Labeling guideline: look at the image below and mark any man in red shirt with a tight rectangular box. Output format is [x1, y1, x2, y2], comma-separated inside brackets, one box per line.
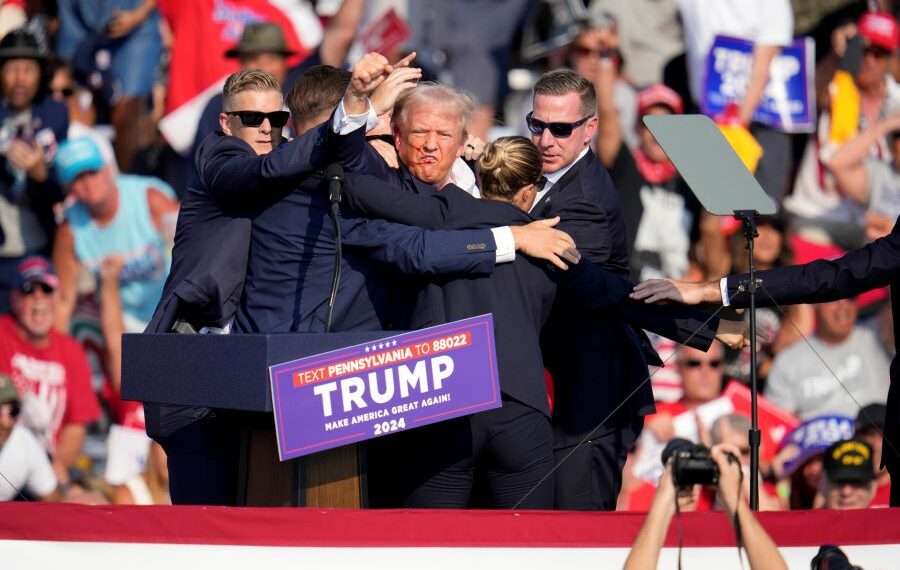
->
[0, 256, 100, 482]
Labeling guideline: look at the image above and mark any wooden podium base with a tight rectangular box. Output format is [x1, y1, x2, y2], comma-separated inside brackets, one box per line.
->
[240, 429, 365, 508]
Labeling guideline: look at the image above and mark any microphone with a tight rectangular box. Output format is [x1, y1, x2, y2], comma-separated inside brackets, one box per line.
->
[325, 163, 344, 333]
[326, 163, 343, 204]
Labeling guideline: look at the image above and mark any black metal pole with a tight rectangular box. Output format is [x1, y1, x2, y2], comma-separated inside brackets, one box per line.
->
[735, 210, 761, 510]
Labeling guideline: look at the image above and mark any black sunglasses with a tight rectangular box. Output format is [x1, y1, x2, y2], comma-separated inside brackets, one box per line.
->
[683, 358, 722, 369]
[1, 401, 20, 419]
[52, 87, 74, 99]
[526, 111, 593, 138]
[865, 46, 891, 59]
[20, 281, 54, 295]
[225, 110, 290, 128]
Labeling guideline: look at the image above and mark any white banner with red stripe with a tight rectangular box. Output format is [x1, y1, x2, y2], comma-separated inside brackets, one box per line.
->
[2, 503, 898, 568]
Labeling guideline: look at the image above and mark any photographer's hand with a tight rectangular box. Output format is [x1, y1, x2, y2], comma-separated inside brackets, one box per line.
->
[711, 443, 743, 517]
[711, 444, 788, 570]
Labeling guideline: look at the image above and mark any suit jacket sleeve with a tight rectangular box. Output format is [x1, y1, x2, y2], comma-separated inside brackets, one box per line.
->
[553, 196, 620, 268]
[342, 174, 529, 230]
[197, 121, 332, 203]
[727, 230, 900, 309]
[342, 172, 455, 228]
[341, 213, 497, 275]
[331, 120, 396, 180]
[620, 301, 717, 350]
[555, 260, 634, 311]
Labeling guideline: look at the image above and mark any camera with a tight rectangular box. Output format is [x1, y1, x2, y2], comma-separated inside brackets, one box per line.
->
[811, 544, 864, 570]
[661, 438, 738, 488]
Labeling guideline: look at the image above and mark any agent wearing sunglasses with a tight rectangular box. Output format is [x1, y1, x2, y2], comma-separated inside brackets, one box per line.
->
[220, 91, 288, 156]
[525, 70, 705, 512]
[144, 68, 338, 506]
[0, 256, 100, 490]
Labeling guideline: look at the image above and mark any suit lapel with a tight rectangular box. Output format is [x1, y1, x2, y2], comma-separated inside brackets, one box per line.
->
[532, 151, 594, 216]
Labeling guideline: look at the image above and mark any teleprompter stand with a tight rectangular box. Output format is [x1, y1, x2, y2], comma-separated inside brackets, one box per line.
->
[643, 115, 777, 509]
[122, 331, 394, 507]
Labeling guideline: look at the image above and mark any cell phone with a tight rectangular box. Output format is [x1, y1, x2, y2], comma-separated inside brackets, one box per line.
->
[841, 34, 864, 75]
[14, 122, 33, 144]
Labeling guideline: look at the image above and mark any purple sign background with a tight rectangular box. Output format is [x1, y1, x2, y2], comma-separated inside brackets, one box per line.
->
[703, 35, 815, 133]
[269, 314, 501, 460]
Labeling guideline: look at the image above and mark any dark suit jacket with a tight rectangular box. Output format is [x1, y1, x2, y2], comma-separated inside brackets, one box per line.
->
[726, 219, 900, 468]
[143, 124, 336, 439]
[341, 173, 717, 417]
[234, 171, 498, 335]
[530, 151, 714, 447]
[146, 124, 338, 334]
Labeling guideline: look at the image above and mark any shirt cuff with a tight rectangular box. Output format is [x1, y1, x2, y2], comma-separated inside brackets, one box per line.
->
[491, 226, 516, 264]
[332, 99, 379, 134]
[720, 277, 731, 307]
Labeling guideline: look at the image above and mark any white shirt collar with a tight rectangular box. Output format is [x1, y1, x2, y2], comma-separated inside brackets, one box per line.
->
[447, 158, 481, 198]
[530, 146, 590, 212]
[545, 146, 591, 185]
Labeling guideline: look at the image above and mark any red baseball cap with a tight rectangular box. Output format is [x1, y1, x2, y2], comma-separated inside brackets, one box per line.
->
[637, 84, 683, 116]
[858, 11, 900, 52]
[16, 255, 59, 290]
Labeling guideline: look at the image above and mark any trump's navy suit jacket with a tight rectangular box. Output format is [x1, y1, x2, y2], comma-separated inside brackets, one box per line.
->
[726, 219, 900, 469]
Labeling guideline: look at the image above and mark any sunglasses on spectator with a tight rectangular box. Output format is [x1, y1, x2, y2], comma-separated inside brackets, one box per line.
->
[682, 358, 722, 369]
[570, 45, 617, 59]
[20, 281, 54, 295]
[51, 86, 74, 99]
[526, 111, 593, 138]
[865, 46, 891, 60]
[225, 110, 290, 128]
[0, 402, 20, 419]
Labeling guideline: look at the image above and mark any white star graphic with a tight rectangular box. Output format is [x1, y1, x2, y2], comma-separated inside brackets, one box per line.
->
[378, 342, 385, 349]
[392, 340, 398, 346]
[364, 346, 370, 353]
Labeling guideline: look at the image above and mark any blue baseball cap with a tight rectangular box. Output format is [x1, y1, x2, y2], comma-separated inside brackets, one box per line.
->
[55, 137, 105, 187]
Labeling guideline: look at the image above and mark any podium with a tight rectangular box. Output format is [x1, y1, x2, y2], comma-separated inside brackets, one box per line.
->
[121, 331, 395, 507]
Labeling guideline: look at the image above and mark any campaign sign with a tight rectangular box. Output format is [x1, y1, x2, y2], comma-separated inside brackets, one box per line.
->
[703, 35, 816, 133]
[358, 8, 411, 56]
[269, 314, 501, 461]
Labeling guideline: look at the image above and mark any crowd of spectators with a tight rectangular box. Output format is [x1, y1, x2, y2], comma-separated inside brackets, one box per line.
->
[0, 0, 894, 516]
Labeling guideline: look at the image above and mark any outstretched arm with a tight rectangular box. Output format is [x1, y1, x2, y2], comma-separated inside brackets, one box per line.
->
[828, 114, 900, 205]
[711, 444, 788, 570]
[200, 120, 334, 204]
[636, 227, 900, 309]
[622, 463, 683, 570]
[631, 278, 723, 305]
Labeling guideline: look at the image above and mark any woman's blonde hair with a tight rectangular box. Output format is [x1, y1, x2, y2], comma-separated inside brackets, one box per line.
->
[477, 136, 543, 201]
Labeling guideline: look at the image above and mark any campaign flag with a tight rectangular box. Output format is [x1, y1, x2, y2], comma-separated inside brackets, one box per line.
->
[157, 0, 322, 155]
[269, 314, 502, 460]
[358, 7, 410, 55]
[721, 381, 800, 462]
[703, 35, 816, 133]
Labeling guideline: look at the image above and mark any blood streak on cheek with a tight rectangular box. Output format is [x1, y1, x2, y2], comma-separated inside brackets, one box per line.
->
[409, 143, 435, 165]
